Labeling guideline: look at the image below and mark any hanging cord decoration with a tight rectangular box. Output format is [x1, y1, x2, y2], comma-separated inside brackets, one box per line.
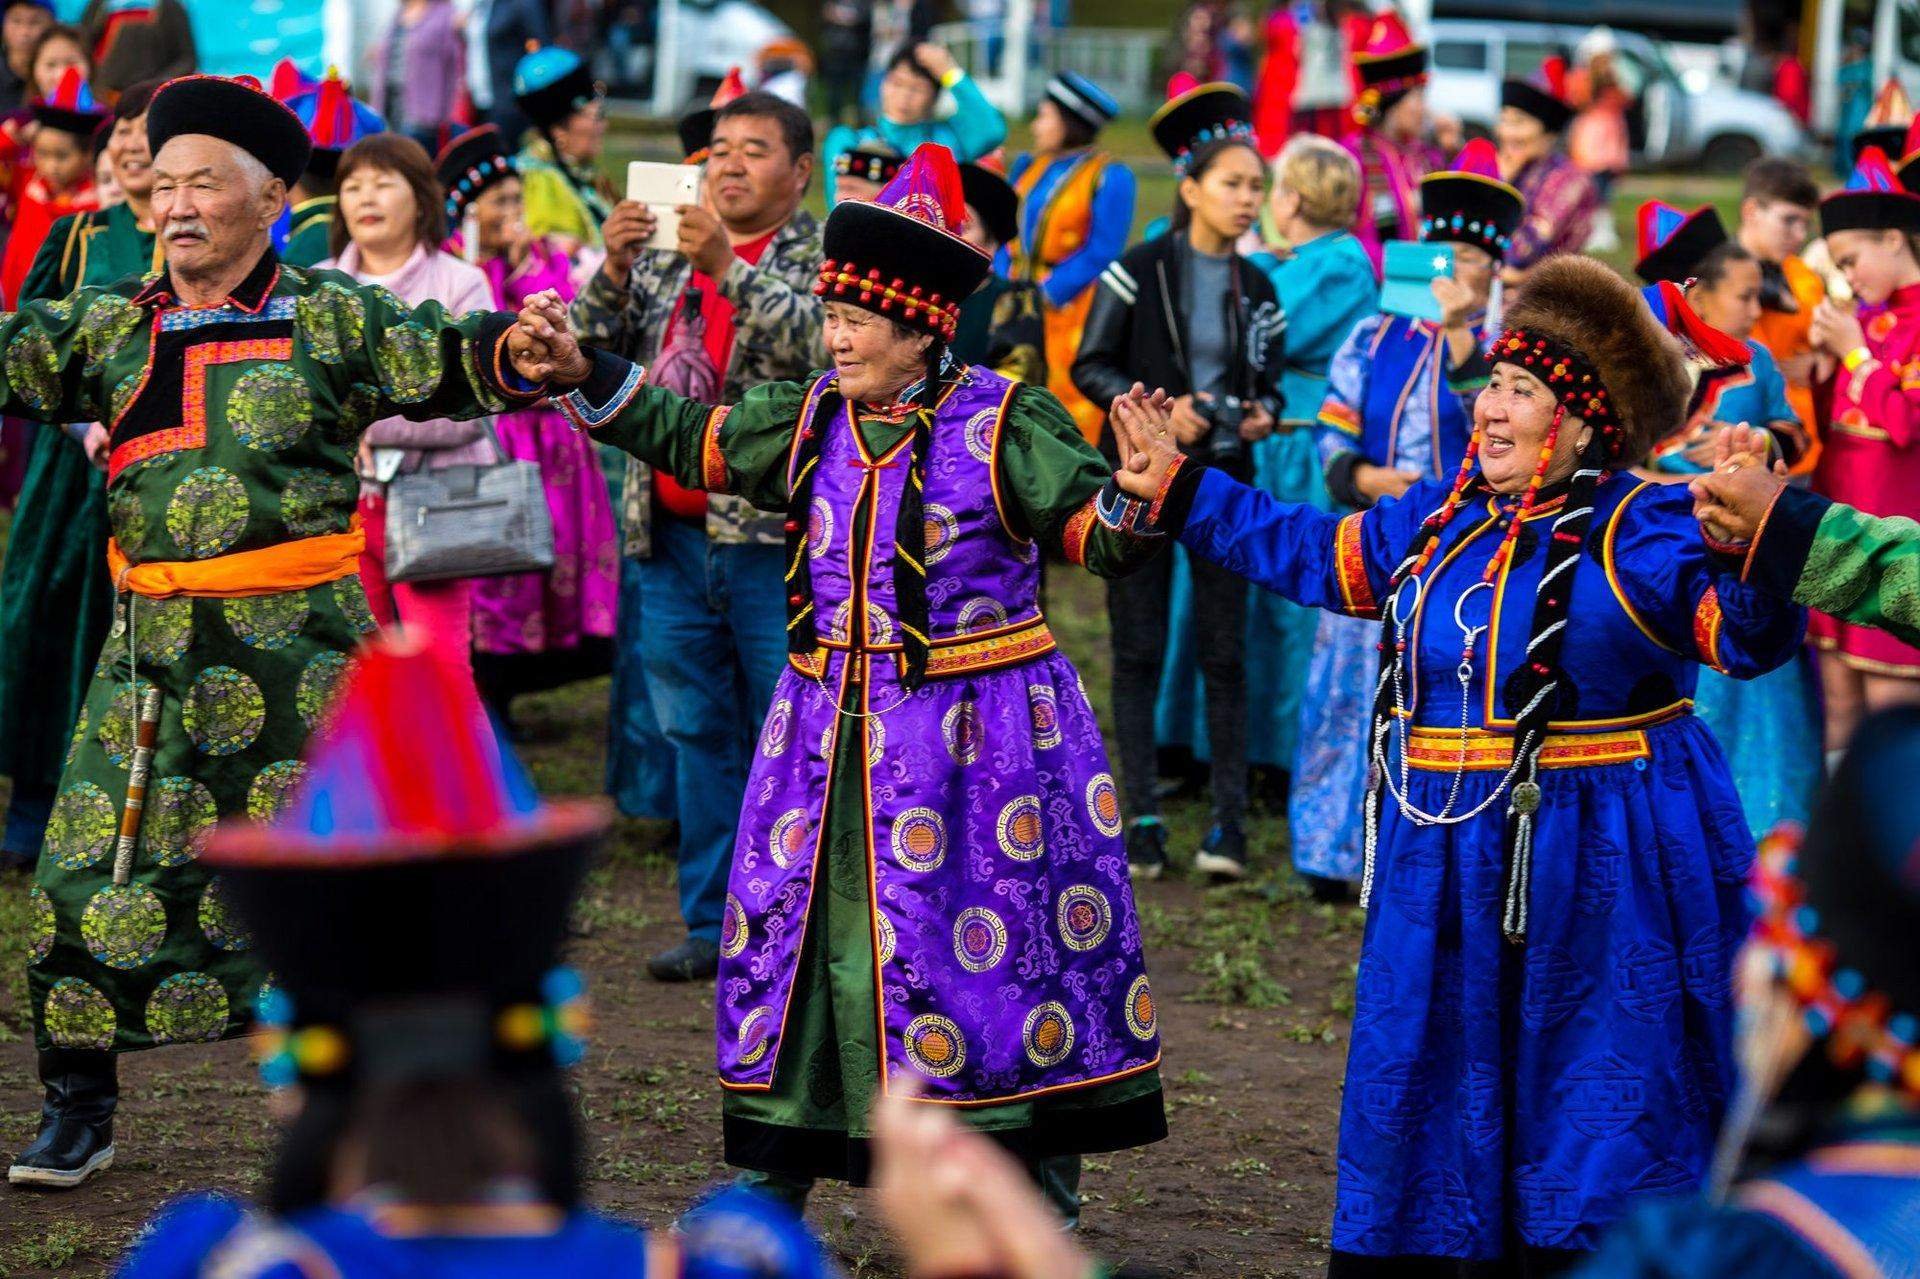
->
[890, 343, 948, 694]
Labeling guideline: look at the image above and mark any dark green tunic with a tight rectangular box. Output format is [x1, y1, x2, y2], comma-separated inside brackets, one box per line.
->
[4, 249, 533, 1053]
[0, 205, 158, 795]
[282, 196, 337, 271]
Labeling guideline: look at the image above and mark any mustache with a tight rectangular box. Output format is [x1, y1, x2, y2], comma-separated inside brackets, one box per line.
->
[163, 219, 209, 240]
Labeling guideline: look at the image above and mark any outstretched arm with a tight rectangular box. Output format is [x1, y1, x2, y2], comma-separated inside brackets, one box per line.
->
[1115, 386, 1416, 615]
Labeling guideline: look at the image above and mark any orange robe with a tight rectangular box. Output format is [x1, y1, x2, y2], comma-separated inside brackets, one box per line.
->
[1750, 254, 1827, 475]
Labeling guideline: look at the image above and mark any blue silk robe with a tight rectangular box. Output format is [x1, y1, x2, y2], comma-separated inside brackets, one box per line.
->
[1177, 466, 1807, 1258]
[1288, 311, 1479, 881]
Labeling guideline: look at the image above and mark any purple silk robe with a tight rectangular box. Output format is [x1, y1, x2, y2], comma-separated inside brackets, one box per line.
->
[716, 369, 1162, 1103]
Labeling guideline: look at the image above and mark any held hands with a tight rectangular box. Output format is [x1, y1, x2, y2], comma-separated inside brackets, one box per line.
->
[1687, 423, 1789, 543]
[1106, 383, 1181, 500]
[507, 290, 592, 388]
[872, 1082, 1096, 1279]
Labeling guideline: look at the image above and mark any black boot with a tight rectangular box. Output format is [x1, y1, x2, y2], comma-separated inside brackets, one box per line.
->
[8, 1048, 117, 1188]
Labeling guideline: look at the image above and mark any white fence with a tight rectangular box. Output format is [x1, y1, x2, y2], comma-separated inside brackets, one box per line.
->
[929, 21, 1163, 117]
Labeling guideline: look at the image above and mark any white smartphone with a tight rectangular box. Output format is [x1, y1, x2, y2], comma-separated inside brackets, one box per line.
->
[626, 161, 704, 251]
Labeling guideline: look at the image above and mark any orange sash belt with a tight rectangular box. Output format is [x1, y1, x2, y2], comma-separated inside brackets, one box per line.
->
[108, 519, 365, 600]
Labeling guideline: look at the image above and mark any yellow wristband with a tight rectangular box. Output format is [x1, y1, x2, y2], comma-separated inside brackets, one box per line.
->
[1844, 346, 1874, 372]
[940, 66, 964, 89]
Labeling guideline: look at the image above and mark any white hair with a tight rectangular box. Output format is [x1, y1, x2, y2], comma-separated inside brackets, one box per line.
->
[227, 145, 275, 192]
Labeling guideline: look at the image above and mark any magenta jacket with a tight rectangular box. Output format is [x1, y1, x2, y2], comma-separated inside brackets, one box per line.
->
[365, 0, 464, 134]
[320, 241, 500, 473]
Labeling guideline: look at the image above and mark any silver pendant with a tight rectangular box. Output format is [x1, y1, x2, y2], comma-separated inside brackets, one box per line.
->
[1509, 780, 1542, 815]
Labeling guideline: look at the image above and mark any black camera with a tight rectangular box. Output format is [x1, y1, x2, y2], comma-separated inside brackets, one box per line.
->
[1196, 394, 1248, 463]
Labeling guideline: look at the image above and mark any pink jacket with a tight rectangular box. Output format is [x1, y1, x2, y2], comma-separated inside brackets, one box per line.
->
[321, 241, 500, 474]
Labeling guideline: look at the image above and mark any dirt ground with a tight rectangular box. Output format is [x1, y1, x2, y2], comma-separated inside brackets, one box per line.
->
[0, 573, 1362, 1278]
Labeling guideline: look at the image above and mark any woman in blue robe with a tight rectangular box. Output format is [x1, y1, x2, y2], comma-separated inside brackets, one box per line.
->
[1104, 256, 1808, 1271]
[1155, 134, 1379, 805]
[1285, 141, 1509, 895]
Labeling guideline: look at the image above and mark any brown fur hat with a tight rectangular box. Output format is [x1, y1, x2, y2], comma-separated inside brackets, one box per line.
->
[1494, 256, 1689, 466]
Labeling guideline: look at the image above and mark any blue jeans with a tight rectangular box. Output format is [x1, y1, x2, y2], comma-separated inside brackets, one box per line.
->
[606, 556, 678, 822]
[635, 517, 787, 941]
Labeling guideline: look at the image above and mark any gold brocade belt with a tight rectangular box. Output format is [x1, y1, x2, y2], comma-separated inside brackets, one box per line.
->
[1399, 703, 1690, 772]
[790, 616, 1056, 681]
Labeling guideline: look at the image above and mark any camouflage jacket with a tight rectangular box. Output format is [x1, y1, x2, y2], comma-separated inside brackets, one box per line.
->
[571, 209, 827, 552]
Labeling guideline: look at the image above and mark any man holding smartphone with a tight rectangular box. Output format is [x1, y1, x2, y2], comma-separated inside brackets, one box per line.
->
[571, 91, 827, 983]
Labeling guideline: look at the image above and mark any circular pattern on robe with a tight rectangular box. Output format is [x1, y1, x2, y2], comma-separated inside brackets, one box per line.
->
[996, 795, 1046, 861]
[720, 894, 749, 959]
[146, 776, 219, 867]
[922, 504, 959, 566]
[247, 761, 308, 822]
[1057, 885, 1113, 951]
[107, 371, 144, 426]
[1029, 685, 1062, 749]
[97, 677, 158, 767]
[133, 596, 194, 666]
[7, 326, 60, 412]
[228, 364, 312, 451]
[184, 666, 266, 756]
[166, 467, 250, 558]
[45, 781, 115, 870]
[956, 596, 1008, 633]
[737, 1006, 774, 1067]
[375, 320, 446, 404]
[904, 1013, 967, 1078]
[295, 284, 367, 366]
[78, 294, 144, 374]
[806, 495, 834, 560]
[146, 972, 230, 1045]
[81, 883, 167, 970]
[1086, 774, 1123, 837]
[760, 699, 794, 757]
[107, 482, 148, 547]
[942, 700, 983, 765]
[280, 468, 356, 538]
[864, 716, 887, 766]
[296, 651, 351, 729]
[829, 600, 895, 645]
[953, 907, 1008, 973]
[27, 885, 55, 964]
[1125, 974, 1156, 1039]
[877, 912, 896, 966]
[198, 875, 252, 952]
[224, 592, 309, 650]
[334, 578, 379, 635]
[767, 808, 810, 870]
[964, 407, 998, 462]
[43, 977, 116, 1050]
[1023, 1002, 1076, 1068]
[890, 807, 946, 872]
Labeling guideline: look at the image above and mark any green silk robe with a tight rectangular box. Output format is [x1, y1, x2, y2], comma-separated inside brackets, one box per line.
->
[0, 204, 158, 797]
[281, 196, 338, 271]
[4, 248, 534, 1053]
[1734, 484, 1920, 651]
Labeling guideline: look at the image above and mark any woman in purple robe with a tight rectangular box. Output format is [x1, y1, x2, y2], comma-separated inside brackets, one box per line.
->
[435, 126, 621, 725]
[516, 142, 1169, 1219]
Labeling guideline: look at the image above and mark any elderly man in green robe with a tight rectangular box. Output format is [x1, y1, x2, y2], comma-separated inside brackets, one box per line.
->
[3, 73, 559, 1189]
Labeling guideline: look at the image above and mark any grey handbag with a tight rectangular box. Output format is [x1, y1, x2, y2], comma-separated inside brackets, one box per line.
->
[382, 421, 555, 583]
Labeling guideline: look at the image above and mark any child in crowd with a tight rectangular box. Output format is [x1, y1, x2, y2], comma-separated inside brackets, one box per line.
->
[0, 64, 100, 306]
[1738, 156, 1827, 473]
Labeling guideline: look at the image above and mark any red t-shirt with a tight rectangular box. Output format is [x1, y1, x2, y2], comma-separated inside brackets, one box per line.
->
[653, 229, 778, 520]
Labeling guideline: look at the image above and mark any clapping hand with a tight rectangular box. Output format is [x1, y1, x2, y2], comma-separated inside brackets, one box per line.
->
[1106, 382, 1181, 500]
[1687, 423, 1789, 543]
[508, 290, 592, 387]
[1810, 297, 1866, 359]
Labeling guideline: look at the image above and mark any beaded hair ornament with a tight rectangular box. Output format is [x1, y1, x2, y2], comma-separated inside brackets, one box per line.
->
[1172, 120, 1258, 178]
[1752, 826, 1920, 1100]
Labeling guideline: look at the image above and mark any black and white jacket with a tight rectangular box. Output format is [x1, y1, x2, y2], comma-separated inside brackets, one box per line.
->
[1070, 232, 1286, 472]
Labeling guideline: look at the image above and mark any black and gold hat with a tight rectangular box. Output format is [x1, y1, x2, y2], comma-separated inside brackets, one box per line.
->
[1418, 139, 1524, 262]
[834, 146, 903, 187]
[1148, 82, 1256, 176]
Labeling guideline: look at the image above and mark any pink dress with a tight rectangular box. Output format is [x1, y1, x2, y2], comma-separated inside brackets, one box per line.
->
[469, 238, 621, 693]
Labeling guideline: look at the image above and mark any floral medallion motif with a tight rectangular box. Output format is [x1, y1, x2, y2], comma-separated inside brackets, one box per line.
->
[166, 467, 250, 558]
[953, 907, 1008, 974]
[228, 364, 312, 451]
[45, 781, 115, 870]
[43, 977, 116, 1050]
[224, 592, 308, 650]
[198, 875, 252, 952]
[296, 650, 351, 726]
[183, 666, 266, 756]
[146, 972, 231, 1044]
[375, 320, 445, 403]
[7, 326, 60, 412]
[247, 760, 308, 822]
[98, 677, 159, 767]
[146, 776, 219, 867]
[81, 883, 167, 970]
[904, 1013, 967, 1079]
[1023, 1001, 1076, 1068]
[279, 468, 355, 537]
[891, 808, 947, 872]
[27, 885, 55, 964]
[996, 796, 1046, 862]
[1057, 885, 1113, 952]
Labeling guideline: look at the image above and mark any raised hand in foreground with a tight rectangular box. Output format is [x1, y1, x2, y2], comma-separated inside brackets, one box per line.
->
[1688, 423, 1790, 544]
[1104, 382, 1180, 502]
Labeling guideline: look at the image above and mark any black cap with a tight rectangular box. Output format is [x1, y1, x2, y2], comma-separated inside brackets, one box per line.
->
[1501, 76, 1575, 134]
[1148, 82, 1256, 173]
[146, 74, 313, 187]
[436, 124, 518, 224]
[959, 162, 1019, 247]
